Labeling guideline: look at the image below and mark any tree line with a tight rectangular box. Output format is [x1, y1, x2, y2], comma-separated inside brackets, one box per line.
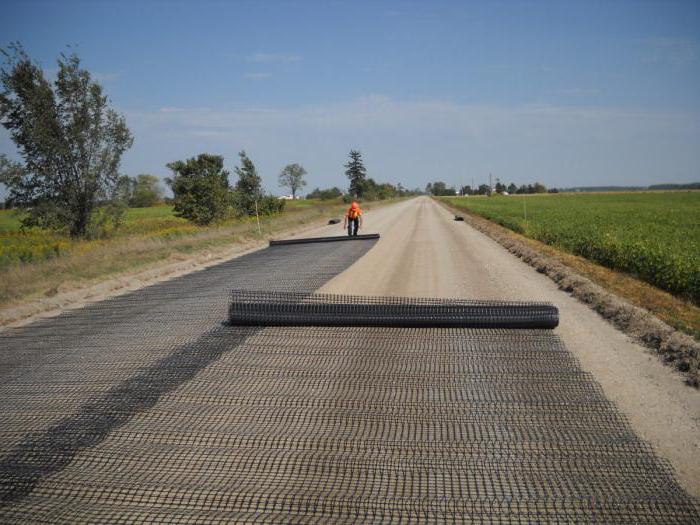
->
[307, 150, 421, 202]
[0, 46, 320, 237]
[0, 46, 422, 238]
[426, 179, 552, 196]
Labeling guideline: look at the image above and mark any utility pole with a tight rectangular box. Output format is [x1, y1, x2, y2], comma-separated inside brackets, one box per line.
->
[489, 173, 493, 196]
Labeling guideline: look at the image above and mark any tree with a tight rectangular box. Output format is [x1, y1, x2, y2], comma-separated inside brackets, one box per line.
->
[533, 182, 547, 193]
[114, 175, 135, 205]
[166, 154, 230, 225]
[477, 184, 491, 195]
[278, 163, 307, 199]
[426, 181, 455, 196]
[345, 150, 367, 198]
[307, 186, 343, 200]
[232, 150, 263, 215]
[495, 178, 506, 194]
[130, 174, 164, 207]
[459, 185, 473, 196]
[0, 44, 133, 237]
[507, 183, 517, 194]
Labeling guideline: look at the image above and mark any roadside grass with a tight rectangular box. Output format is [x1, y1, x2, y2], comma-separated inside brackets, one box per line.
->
[438, 193, 700, 340]
[0, 198, 358, 308]
[439, 192, 700, 305]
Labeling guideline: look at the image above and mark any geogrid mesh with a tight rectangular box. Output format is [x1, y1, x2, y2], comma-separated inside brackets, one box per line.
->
[1, 236, 698, 523]
[269, 234, 380, 246]
[228, 290, 559, 328]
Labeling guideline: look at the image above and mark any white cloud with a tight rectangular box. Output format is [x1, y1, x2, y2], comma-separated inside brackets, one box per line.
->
[556, 88, 601, 97]
[159, 106, 187, 113]
[243, 72, 272, 80]
[245, 52, 301, 63]
[110, 96, 700, 192]
[642, 37, 699, 68]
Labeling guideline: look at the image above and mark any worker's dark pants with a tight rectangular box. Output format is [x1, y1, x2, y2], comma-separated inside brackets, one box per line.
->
[347, 218, 359, 236]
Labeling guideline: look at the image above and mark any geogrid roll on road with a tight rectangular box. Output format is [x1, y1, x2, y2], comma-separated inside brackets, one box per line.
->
[227, 290, 559, 328]
[1, 236, 698, 523]
[269, 233, 380, 246]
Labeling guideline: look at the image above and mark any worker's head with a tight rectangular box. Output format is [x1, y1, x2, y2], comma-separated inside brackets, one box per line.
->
[350, 201, 358, 209]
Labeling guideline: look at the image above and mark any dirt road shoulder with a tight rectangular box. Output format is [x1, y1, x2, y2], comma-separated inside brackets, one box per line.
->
[438, 198, 700, 388]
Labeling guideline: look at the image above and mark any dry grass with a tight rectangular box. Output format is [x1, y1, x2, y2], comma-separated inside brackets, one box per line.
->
[0, 199, 384, 309]
[439, 192, 700, 304]
[514, 233, 700, 341]
[438, 199, 700, 387]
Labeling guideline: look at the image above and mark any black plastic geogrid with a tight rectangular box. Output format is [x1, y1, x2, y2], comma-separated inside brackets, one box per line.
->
[228, 290, 559, 328]
[269, 233, 380, 246]
[0, 235, 698, 523]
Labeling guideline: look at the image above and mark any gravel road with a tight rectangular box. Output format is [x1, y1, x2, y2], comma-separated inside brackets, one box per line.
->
[315, 196, 700, 497]
[1, 196, 697, 522]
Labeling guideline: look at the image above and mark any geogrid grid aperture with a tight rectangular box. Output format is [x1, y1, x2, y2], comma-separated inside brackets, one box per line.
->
[1, 236, 699, 523]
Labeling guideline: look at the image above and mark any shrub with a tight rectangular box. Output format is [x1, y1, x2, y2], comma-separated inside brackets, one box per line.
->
[166, 154, 231, 226]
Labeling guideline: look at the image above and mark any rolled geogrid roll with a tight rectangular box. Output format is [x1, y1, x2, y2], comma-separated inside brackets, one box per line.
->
[228, 290, 559, 329]
[269, 234, 380, 246]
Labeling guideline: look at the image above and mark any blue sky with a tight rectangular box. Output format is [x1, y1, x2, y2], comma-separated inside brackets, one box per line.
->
[1, 0, 699, 195]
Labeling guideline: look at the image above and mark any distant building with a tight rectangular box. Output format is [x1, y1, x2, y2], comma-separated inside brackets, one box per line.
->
[278, 195, 302, 200]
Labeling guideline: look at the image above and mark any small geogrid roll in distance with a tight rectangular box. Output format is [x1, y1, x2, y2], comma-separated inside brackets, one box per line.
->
[269, 233, 380, 245]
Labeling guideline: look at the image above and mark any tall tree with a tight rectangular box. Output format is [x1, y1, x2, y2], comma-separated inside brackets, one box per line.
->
[495, 178, 506, 194]
[166, 154, 230, 225]
[0, 44, 133, 237]
[345, 150, 367, 198]
[278, 163, 307, 199]
[232, 150, 263, 215]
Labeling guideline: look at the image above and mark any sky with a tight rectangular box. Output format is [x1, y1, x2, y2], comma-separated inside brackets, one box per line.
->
[1, 0, 699, 196]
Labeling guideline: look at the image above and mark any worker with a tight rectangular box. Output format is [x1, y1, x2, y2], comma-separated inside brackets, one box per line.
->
[344, 201, 363, 236]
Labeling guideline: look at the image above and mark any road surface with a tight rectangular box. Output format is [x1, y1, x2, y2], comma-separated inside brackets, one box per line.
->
[0, 196, 698, 522]
[310, 196, 700, 497]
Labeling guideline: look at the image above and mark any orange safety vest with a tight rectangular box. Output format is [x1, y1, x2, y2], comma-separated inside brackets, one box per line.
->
[347, 206, 362, 219]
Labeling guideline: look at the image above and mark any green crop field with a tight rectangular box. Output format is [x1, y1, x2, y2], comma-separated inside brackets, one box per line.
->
[441, 192, 700, 305]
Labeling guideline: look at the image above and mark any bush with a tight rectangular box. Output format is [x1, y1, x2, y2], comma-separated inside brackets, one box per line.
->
[307, 187, 343, 200]
[166, 154, 231, 226]
[258, 195, 285, 215]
